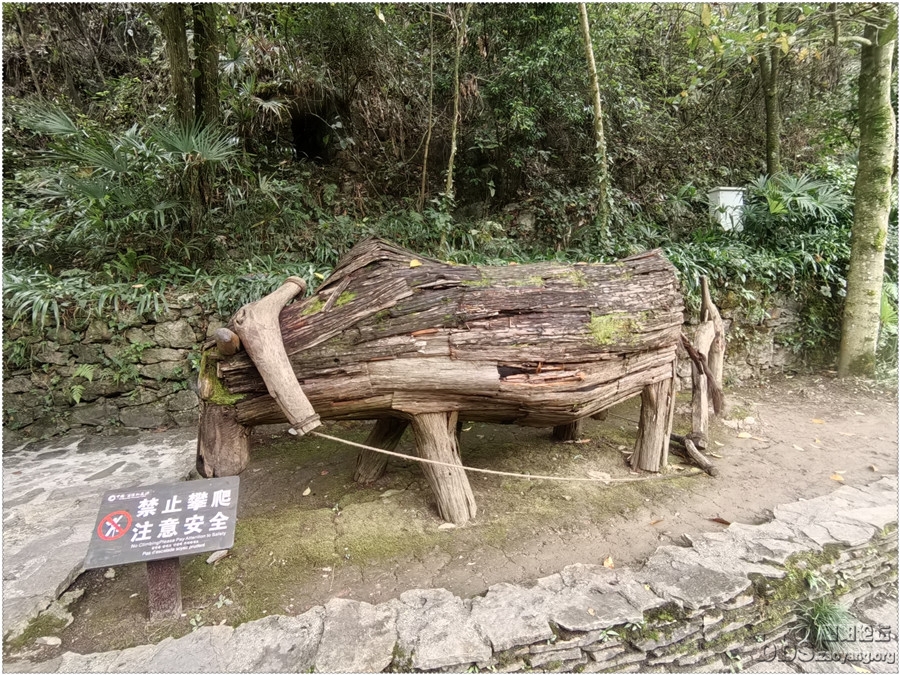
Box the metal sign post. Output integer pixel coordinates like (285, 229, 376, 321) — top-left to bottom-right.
(84, 477, 239, 621)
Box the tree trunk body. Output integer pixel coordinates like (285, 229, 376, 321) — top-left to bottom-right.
(353, 417, 409, 483)
(210, 239, 683, 430)
(756, 3, 784, 176)
(417, 4, 435, 213)
(196, 402, 251, 477)
(443, 4, 471, 203)
(838, 13, 896, 377)
(192, 3, 220, 126)
(410, 412, 477, 524)
(198, 237, 683, 520)
(159, 4, 193, 125)
(578, 3, 609, 233)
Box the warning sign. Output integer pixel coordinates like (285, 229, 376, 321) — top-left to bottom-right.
(97, 510, 132, 541)
(84, 476, 239, 569)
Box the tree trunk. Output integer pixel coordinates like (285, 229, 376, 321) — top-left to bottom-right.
(67, 6, 105, 85)
(354, 417, 410, 483)
(443, 3, 472, 205)
(192, 3, 220, 126)
(417, 4, 435, 213)
(578, 3, 609, 234)
(14, 8, 43, 100)
(838, 9, 897, 377)
(158, 4, 193, 125)
(196, 402, 251, 477)
(756, 3, 784, 176)
(410, 411, 477, 524)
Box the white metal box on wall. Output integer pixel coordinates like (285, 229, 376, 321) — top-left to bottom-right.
(708, 187, 745, 232)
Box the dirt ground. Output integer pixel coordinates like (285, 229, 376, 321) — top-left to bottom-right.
(4, 372, 898, 661)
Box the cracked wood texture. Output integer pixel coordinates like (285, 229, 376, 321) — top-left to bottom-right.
(208, 237, 684, 431)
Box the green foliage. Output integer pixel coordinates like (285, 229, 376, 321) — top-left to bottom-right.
(7, 103, 236, 270)
(69, 363, 97, 404)
(1, 2, 885, 371)
(877, 281, 898, 373)
(798, 597, 853, 651)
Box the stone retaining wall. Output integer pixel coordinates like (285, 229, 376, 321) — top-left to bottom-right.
(3, 296, 226, 438)
(3, 293, 805, 439)
(20, 476, 897, 673)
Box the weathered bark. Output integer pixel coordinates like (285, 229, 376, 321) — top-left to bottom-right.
(700, 276, 725, 390)
(198, 237, 683, 520)
(207, 238, 683, 430)
(690, 322, 715, 440)
(838, 8, 897, 377)
(157, 4, 193, 125)
(196, 402, 251, 477)
(444, 3, 472, 203)
(231, 277, 321, 436)
(552, 420, 583, 442)
(630, 372, 676, 472)
(756, 3, 785, 176)
(353, 417, 409, 483)
(578, 2, 609, 233)
(417, 4, 435, 213)
(192, 3, 220, 125)
(410, 411, 477, 524)
(684, 437, 716, 476)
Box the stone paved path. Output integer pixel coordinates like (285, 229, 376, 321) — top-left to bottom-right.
(2, 429, 196, 638)
(3, 445, 895, 673)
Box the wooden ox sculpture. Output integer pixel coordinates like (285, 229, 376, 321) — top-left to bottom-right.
(196, 237, 684, 524)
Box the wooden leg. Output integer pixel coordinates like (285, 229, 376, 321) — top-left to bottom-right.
(630, 376, 676, 472)
(353, 417, 409, 483)
(552, 419, 583, 441)
(196, 402, 251, 477)
(410, 412, 477, 524)
(147, 558, 182, 621)
(692, 322, 715, 440)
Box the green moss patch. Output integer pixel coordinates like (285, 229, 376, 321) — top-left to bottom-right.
(201, 351, 245, 406)
(586, 313, 636, 346)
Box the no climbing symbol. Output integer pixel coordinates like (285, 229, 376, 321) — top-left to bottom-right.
(97, 510, 132, 541)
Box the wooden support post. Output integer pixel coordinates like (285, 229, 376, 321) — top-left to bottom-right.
(700, 276, 725, 394)
(410, 411, 477, 524)
(630, 376, 676, 472)
(196, 402, 251, 477)
(353, 417, 409, 483)
(147, 558, 182, 621)
(691, 322, 716, 441)
(552, 419, 583, 442)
